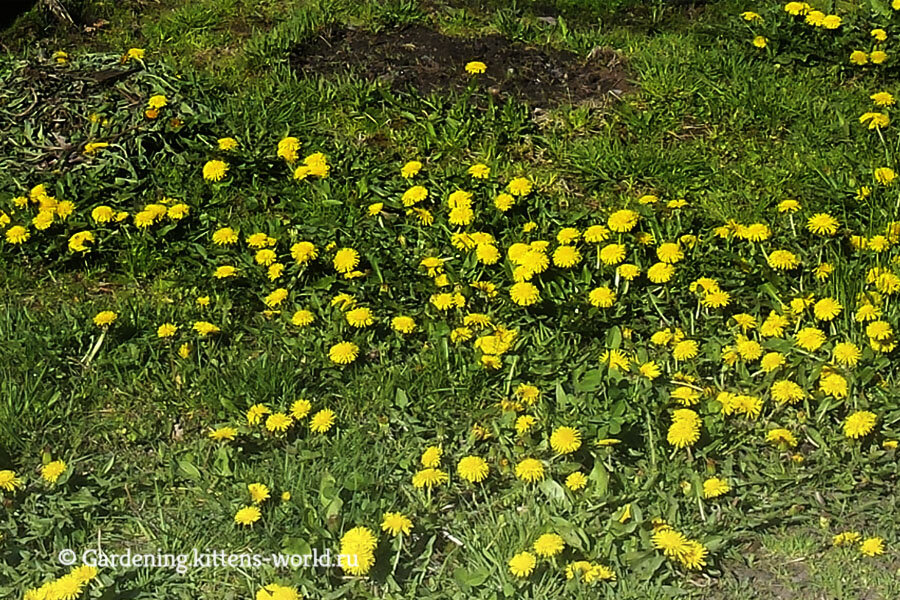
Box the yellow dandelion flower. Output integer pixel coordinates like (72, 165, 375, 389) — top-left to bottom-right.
(508, 551, 536, 577)
(510, 282, 540, 306)
(766, 428, 797, 447)
(421, 446, 443, 468)
(584, 224, 610, 243)
(208, 426, 237, 441)
(291, 309, 314, 327)
(608, 209, 639, 232)
(290, 241, 317, 264)
(550, 426, 582, 454)
(333, 248, 359, 273)
(652, 527, 690, 560)
(807, 213, 839, 235)
(552, 245, 581, 268)
(468, 163, 490, 178)
(813, 297, 842, 321)
(795, 327, 826, 351)
(202, 160, 228, 182)
(328, 342, 359, 365)
(657, 242, 684, 264)
(248, 483, 270, 504)
(533, 533, 565, 557)
(872, 92, 894, 107)
(457, 456, 489, 483)
(465, 61, 487, 74)
(515, 458, 544, 482)
(234, 505, 261, 526)
(844, 411, 876, 439)
(310, 409, 336, 433)
(93, 310, 117, 327)
(0, 470, 23, 492)
(265, 413, 292, 433)
(702, 477, 730, 498)
(866, 320, 893, 341)
(667, 410, 700, 448)
(833, 342, 861, 366)
(401, 160, 422, 178)
(412, 468, 448, 488)
(507, 177, 532, 196)
(40, 460, 67, 484)
(672, 339, 699, 360)
(647, 262, 675, 283)
(588, 286, 616, 308)
(875, 167, 896, 185)
(768, 249, 799, 270)
(860, 537, 885, 556)
(381, 512, 412, 536)
(290, 399, 311, 420)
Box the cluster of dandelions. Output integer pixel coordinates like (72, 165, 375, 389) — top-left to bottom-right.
(22, 565, 99, 600)
(507, 533, 615, 584)
(172, 152, 539, 371)
(4, 465, 97, 599)
(203, 400, 336, 528)
(312, 514, 415, 578)
(1, 182, 192, 253)
(832, 531, 886, 557)
(77, 163, 900, 577)
(208, 399, 336, 445)
(741, 2, 899, 66)
(406, 385, 593, 489)
(216, 382, 618, 585)
(15, 153, 900, 587)
(399, 387, 628, 585)
(0, 459, 68, 495)
(14, 126, 900, 403)
(6, 51, 900, 596)
(236, 486, 415, 578)
(651, 522, 709, 570)
(202, 136, 331, 184)
(233, 482, 290, 527)
(740, 3, 843, 50)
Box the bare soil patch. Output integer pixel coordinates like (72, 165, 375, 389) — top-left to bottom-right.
(289, 25, 632, 108)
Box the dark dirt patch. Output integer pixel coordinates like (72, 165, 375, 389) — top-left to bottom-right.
(289, 25, 632, 108)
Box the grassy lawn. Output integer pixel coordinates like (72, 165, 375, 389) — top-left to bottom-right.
(2, 0, 900, 598)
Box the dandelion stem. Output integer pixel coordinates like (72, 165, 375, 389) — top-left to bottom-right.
(83, 331, 106, 366)
(392, 536, 403, 574)
(645, 407, 657, 467)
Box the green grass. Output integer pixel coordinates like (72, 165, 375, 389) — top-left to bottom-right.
(2, 0, 900, 598)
